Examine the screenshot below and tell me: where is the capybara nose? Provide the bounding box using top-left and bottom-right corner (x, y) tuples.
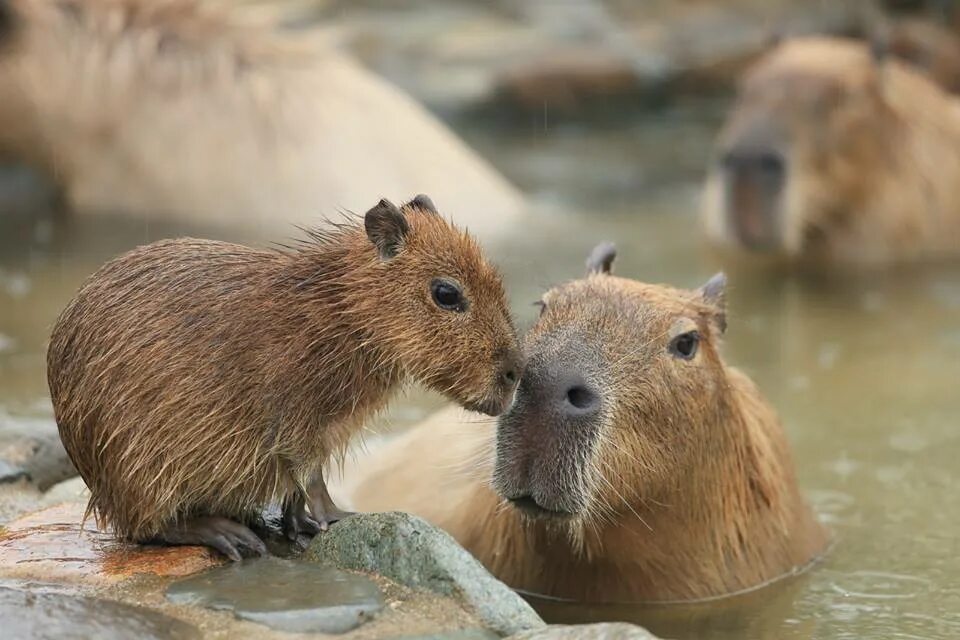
(552, 372), (601, 418)
(499, 351), (524, 390)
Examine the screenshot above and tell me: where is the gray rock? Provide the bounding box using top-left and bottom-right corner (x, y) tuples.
(304, 511), (544, 637)
(0, 410), (76, 490)
(167, 556), (384, 634)
(509, 623), (661, 640)
(0, 586), (200, 640)
(398, 631), (501, 640)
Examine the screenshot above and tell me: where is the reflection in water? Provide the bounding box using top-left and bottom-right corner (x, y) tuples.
(2, 103), (960, 639)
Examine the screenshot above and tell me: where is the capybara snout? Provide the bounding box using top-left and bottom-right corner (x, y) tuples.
(493, 335), (606, 518)
(494, 245), (730, 523)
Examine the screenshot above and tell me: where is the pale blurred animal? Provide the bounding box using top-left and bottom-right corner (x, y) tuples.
(0, 0), (523, 236)
(702, 36), (960, 265)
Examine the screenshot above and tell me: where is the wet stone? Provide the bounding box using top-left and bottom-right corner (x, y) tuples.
(304, 512), (544, 636)
(510, 623), (661, 640)
(0, 410), (76, 490)
(0, 586), (200, 640)
(166, 556), (384, 634)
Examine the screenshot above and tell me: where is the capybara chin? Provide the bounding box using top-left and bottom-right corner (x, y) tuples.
(46, 195), (522, 560)
(702, 36), (960, 266)
(344, 243), (828, 602)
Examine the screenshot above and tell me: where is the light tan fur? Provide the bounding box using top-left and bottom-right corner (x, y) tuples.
(702, 37), (960, 265)
(0, 0), (522, 236)
(342, 272), (828, 603)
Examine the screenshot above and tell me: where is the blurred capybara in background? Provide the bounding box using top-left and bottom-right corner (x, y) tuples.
(47, 195), (522, 560)
(0, 0), (522, 236)
(702, 36), (960, 265)
(341, 244), (828, 603)
(875, 19), (960, 94)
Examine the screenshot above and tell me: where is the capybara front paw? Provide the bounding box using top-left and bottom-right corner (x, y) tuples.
(282, 502), (323, 541)
(158, 516), (268, 562)
(313, 508), (356, 532)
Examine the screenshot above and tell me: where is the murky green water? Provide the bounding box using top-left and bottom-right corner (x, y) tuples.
(2, 102), (959, 639)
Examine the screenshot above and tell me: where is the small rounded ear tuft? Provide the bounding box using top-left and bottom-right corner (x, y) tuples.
(700, 272), (728, 333)
(407, 194), (438, 214)
(870, 28), (891, 65)
(586, 242), (616, 275)
(364, 198), (409, 260)
(763, 28), (785, 50)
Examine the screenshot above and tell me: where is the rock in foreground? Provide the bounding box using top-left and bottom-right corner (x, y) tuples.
(305, 512), (544, 637)
(0, 587), (200, 640)
(167, 557), (384, 634)
(510, 623), (661, 639)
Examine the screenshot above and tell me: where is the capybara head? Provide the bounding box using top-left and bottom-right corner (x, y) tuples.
(492, 243), (727, 519)
(357, 196), (522, 416)
(702, 37), (897, 257)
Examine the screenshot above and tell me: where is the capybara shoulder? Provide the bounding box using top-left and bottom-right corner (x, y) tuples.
(345, 244), (828, 602)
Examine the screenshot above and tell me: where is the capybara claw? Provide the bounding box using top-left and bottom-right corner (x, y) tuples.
(156, 516), (267, 561)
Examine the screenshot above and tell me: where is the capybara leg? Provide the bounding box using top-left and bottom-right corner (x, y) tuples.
(282, 491), (322, 541)
(155, 516), (268, 562)
(308, 476), (355, 531)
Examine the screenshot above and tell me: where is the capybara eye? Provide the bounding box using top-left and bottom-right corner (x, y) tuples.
(669, 331), (700, 360)
(431, 279), (467, 312)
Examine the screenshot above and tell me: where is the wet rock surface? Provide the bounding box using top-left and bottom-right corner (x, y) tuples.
(0, 503), (223, 586)
(305, 511), (544, 637)
(0, 410), (75, 491)
(0, 586), (200, 640)
(167, 557), (385, 634)
(510, 623), (661, 639)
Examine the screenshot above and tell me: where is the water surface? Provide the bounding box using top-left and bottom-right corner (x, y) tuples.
(1, 101), (959, 639)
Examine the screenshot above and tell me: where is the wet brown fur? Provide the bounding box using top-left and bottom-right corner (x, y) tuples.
(46, 201), (518, 541)
(345, 271), (828, 602)
(703, 36), (960, 265)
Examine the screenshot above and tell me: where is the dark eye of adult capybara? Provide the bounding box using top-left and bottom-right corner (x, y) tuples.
(670, 331), (700, 359)
(431, 279), (467, 312)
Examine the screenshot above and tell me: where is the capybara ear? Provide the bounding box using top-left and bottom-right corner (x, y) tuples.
(406, 194), (439, 214)
(586, 242), (616, 275)
(699, 272), (728, 333)
(869, 27), (891, 65)
(364, 198), (409, 260)
(0, 0), (16, 41)
(763, 29), (784, 51)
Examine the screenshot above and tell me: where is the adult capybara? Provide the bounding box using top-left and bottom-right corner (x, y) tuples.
(47, 195), (522, 560)
(0, 0), (522, 236)
(342, 244), (828, 602)
(876, 19), (960, 94)
(702, 36), (960, 265)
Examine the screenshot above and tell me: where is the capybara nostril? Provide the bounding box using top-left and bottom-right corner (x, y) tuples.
(556, 374), (600, 417)
(566, 384), (597, 411)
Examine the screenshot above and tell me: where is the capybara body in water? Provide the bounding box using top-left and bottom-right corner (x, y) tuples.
(0, 0), (522, 235)
(343, 244), (828, 602)
(47, 196), (522, 560)
(702, 36), (960, 265)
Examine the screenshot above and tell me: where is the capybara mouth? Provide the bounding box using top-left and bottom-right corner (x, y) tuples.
(507, 495), (577, 520)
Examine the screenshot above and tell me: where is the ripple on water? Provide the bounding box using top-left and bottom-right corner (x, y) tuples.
(166, 556), (384, 634)
(829, 571), (932, 601)
(806, 489), (857, 525)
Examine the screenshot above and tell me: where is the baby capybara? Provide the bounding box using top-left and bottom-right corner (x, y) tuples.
(46, 195), (522, 560)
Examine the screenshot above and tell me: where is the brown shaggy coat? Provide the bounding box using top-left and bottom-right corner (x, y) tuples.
(47, 200), (519, 541)
(344, 269), (828, 602)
